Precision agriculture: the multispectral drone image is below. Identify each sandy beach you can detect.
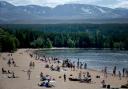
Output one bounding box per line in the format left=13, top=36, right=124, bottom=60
left=0, top=49, right=128, bottom=89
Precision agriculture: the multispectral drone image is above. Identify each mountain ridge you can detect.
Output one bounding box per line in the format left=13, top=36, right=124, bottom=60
left=0, top=1, right=128, bottom=24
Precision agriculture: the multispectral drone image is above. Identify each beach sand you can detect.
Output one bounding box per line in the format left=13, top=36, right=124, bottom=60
left=0, top=49, right=127, bottom=89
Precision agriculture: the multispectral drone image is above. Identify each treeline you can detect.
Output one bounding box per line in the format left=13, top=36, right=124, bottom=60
left=0, top=24, right=128, bottom=52
left=1, top=24, right=128, bottom=33
left=0, top=28, right=19, bottom=52
left=13, top=30, right=128, bottom=50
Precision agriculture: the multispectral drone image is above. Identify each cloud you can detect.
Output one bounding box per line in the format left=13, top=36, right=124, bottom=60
left=0, top=0, right=128, bottom=8
left=113, top=0, right=128, bottom=8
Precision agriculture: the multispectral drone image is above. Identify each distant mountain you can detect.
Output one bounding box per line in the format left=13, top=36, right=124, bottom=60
left=0, top=1, right=128, bottom=24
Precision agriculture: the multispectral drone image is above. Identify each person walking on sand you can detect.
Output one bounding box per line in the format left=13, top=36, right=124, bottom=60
left=64, top=74, right=66, bottom=82
left=27, top=69, right=31, bottom=80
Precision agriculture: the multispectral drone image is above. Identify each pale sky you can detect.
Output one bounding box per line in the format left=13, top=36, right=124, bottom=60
left=1, top=0, right=128, bottom=8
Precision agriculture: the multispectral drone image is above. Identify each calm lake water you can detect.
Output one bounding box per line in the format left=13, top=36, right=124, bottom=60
left=37, top=48, right=128, bottom=72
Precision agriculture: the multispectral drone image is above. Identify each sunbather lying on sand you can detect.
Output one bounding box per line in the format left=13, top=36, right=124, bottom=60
left=38, top=79, right=55, bottom=88
left=121, top=81, right=128, bottom=88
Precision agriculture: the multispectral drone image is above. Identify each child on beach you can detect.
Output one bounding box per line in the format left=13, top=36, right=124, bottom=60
left=64, top=74, right=66, bottom=82
left=27, top=69, right=32, bottom=80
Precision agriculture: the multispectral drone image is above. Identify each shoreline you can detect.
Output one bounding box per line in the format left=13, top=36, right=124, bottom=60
left=0, top=49, right=128, bottom=89
left=17, top=47, right=128, bottom=52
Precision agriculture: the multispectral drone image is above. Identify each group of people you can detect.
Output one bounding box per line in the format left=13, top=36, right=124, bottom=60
left=38, top=72, right=55, bottom=88
left=28, top=51, right=128, bottom=89
left=50, top=65, right=60, bottom=72
left=2, top=67, right=12, bottom=74
left=103, top=66, right=128, bottom=80
left=2, top=68, right=16, bottom=79
left=7, top=58, right=16, bottom=67
left=68, top=71, right=92, bottom=83
left=62, top=58, right=87, bottom=71
left=78, top=71, right=92, bottom=83
left=1, top=54, right=17, bottom=79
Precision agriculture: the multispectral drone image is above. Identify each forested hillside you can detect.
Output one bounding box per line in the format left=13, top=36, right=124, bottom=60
left=0, top=24, right=128, bottom=52
left=0, top=28, right=19, bottom=52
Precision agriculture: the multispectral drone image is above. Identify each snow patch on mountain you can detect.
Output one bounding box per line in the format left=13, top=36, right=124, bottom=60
left=81, top=7, right=92, bottom=14
left=97, top=7, right=106, bottom=13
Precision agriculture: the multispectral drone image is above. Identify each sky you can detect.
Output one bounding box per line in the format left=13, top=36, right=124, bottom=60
left=1, top=0, right=128, bottom=8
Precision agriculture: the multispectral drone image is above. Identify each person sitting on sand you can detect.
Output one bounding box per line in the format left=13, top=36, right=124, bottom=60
left=56, top=65, right=60, bottom=72
left=38, top=80, right=54, bottom=88
left=2, top=67, right=7, bottom=74
left=78, top=71, right=82, bottom=80
left=8, top=72, right=16, bottom=78
left=121, top=81, right=128, bottom=88
left=101, top=80, right=106, bottom=88
left=45, top=80, right=53, bottom=87
left=40, top=72, right=43, bottom=78
left=45, top=64, right=49, bottom=68
left=50, top=65, right=54, bottom=71
left=87, top=75, right=91, bottom=82
left=12, top=72, right=16, bottom=78
left=8, top=70, right=12, bottom=74
left=40, top=72, right=46, bottom=81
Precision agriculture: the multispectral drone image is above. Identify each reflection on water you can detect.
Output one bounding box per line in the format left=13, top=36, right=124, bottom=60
left=37, top=49, right=128, bottom=72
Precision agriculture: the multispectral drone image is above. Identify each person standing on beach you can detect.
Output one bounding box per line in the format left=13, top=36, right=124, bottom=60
left=7, top=59, right=11, bottom=67
left=84, top=62, right=87, bottom=69
left=12, top=60, right=16, bottom=67
left=77, top=58, right=80, bottom=69
left=27, top=69, right=31, bottom=80
left=123, top=68, right=125, bottom=77
left=119, top=71, right=121, bottom=80
left=113, top=66, right=116, bottom=76
left=64, top=74, right=66, bottom=82
left=104, top=67, right=107, bottom=78
left=32, top=62, right=35, bottom=69
left=73, top=61, right=75, bottom=71
left=126, top=70, right=128, bottom=77
left=29, top=61, right=33, bottom=69
left=80, top=62, right=83, bottom=69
